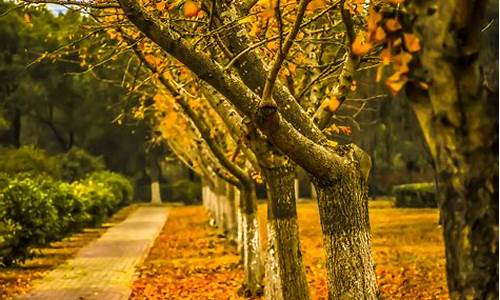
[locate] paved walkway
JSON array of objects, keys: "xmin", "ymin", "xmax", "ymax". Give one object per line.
[{"xmin": 17, "ymin": 206, "xmax": 168, "ymax": 300}]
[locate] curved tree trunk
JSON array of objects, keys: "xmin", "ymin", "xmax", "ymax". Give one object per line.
[
  {"xmin": 239, "ymin": 182, "xmax": 263, "ymax": 296},
  {"xmin": 263, "ymin": 164, "xmax": 310, "ymax": 300},
  {"xmin": 312, "ymin": 144, "xmax": 377, "ymax": 299}
]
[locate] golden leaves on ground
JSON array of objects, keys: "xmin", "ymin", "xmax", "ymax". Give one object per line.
[
  {"xmin": 132, "ymin": 203, "xmax": 448, "ymax": 299},
  {"xmin": 130, "ymin": 207, "xmax": 245, "ymax": 300}
]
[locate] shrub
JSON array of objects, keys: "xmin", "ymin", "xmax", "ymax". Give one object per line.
[
  {"xmin": 86, "ymin": 171, "xmax": 134, "ymax": 206},
  {"xmin": 0, "ymin": 146, "xmax": 59, "ymax": 178},
  {"xmin": 46, "ymin": 182, "xmax": 90, "ymax": 238},
  {"xmin": 170, "ymin": 180, "xmax": 201, "ymax": 205},
  {"xmin": 71, "ymin": 179, "xmax": 118, "ymax": 226},
  {"xmin": 57, "ymin": 147, "xmax": 105, "ymax": 182},
  {"xmin": 393, "ymin": 182, "xmax": 437, "ymax": 208},
  {"xmin": 0, "ymin": 177, "xmax": 58, "ymax": 266}
]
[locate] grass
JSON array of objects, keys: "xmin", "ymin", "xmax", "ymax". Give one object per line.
[
  {"xmin": 131, "ymin": 199, "xmax": 448, "ymax": 299},
  {"xmin": 0, "ymin": 204, "xmax": 138, "ymax": 300}
]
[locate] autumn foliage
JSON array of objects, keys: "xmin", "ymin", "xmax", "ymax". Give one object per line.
[{"xmin": 130, "ymin": 202, "xmax": 448, "ymax": 299}]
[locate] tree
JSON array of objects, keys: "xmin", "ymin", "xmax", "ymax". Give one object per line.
[
  {"xmin": 346, "ymin": 0, "xmax": 498, "ymax": 297},
  {"xmin": 404, "ymin": 1, "xmax": 499, "ymax": 298}
]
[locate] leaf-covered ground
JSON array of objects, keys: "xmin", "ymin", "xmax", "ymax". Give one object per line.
[
  {"xmin": 0, "ymin": 205, "xmax": 137, "ymax": 300},
  {"xmin": 130, "ymin": 200, "xmax": 448, "ymax": 299}
]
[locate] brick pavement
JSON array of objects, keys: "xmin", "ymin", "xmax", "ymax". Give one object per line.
[{"xmin": 16, "ymin": 206, "xmax": 168, "ymax": 300}]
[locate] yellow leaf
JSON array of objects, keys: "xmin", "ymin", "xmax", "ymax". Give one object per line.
[
  {"xmin": 307, "ymin": 0, "xmax": 326, "ymax": 11},
  {"xmin": 238, "ymin": 16, "xmax": 253, "ymax": 24},
  {"xmin": 288, "ymin": 63, "xmax": 297, "ymax": 75},
  {"xmin": 156, "ymin": 1, "xmax": 166, "ymax": 10},
  {"xmin": 380, "ymin": 47, "xmax": 392, "ymax": 65},
  {"xmin": 386, "ymin": 72, "xmax": 407, "ymax": 95},
  {"xmin": 403, "ymin": 33, "xmax": 421, "ymax": 53},
  {"xmin": 374, "ymin": 26, "xmax": 386, "ymax": 43},
  {"xmin": 385, "ymin": 0, "xmax": 402, "ymax": 4},
  {"xmin": 352, "ymin": 32, "xmax": 372, "ymax": 56},
  {"xmin": 327, "ymin": 96, "xmax": 341, "ymax": 112},
  {"xmin": 183, "ymin": 0, "xmax": 199, "ymax": 18},
  {"xmin": 344, "ymin": 0, "xmax": 365, "ymax": 15},
  {"xmin": 249, "ymin": 22, "xmax": 260, "ymax": 37},
  {"xmin": 393, "ymin": 51, "xmax": 412, "ymax": 74},
  {"xmin": 23, "ymin": 14, "xmax": 31, "ymax": 24},
  {"xmin": 367, "ymin": 6, "xmax": 382, "ymax": 33},
  {"xmin": 261, "ymin": 7, "xmax": 274, "ymax": 19},
  {"xmin": 266, "ymin": 41, "xmax": 279, "ymax": 52},
  {"xmin": 385, "ymin": 19, "xmax": 402, "ymax": 32}
]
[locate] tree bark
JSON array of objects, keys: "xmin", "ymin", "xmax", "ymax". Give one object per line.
[
  {"xmin": 215, "ymin": 178, "xmax": 226, "ymax": 228},
  {"xmin": 224, "ymin": 181, "xmax": 238, "ymax": 242},
  {"xmin": 239, "ymin": 182, "xmax": 264, "ymax": 297},
  {"xmin": 263, "ymin": 164, "xmax": 310, "ymax": 300},
  {"xmin": 405, "ymin": 1, "xmax": 499, "ymax": 298},
  {"xmin": 312, "ymin": 144, "xmax": 377, "ymax": 299}
]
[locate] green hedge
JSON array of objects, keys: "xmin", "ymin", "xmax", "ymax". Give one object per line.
[
  {"xmin": 86, "ymin": 171, "xmax": 134, "ymax": 206},
  {"xmin": 0, "ymin": 171, "xmax": 133, "ymax": 266},
  {"xmin": 393, "ymin": 182, "xmax": 437, "ymax": 208},
  {"xmin": 0, "ymin": 177, "xmax": 58, "ymax": 266}
]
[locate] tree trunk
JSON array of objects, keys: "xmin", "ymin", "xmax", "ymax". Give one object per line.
[
  {"xmin": 235, "ymin": 187, "xmax": 244, "ymax": 259},
  {"xmin": 294, "ymin": 177, "xmax": 300, "ymax": 201},
  {"xmin": 310, "ymin": 183, "xmax": 317, "ymax": 201},
  {"xmin": 11, "ymin": 107, "xmax": 21, "ymax": 148},
  {"xmin": 263, "ymin": 164, "xmax": 310, "ymax": 300},
  {"xmin": 224, "ymin": 182, "xmax": 238, "ymax": 242},
  {"xmin": 239, "ymin": 182, "xmax": 263, "ymax": 297},
  {"xmin": 149, "ymin": 151, "xmax": 162, "ymax": 205},
  {"xmin": 312, "ymin": 145, "xmax": 378, "ymax": 299},
  {"xmin": 202, "ymin": 179, "xmax": 209, "ymax": 208},
  {"xmin": 405, "ymin": 1, "xmax": 499, "ymax": 298},
  {"xmin": 215, "ymin": 178, "xmax": 226, "ymax": 229},
  {"xmin": 207, "ymin": 183, "xmax": 217, "ymax": 227}
]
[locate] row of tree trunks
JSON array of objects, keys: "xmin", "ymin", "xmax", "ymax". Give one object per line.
[{"xmin": 201, "ymin": 177, "xmax": 263, "ymax": 296}]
